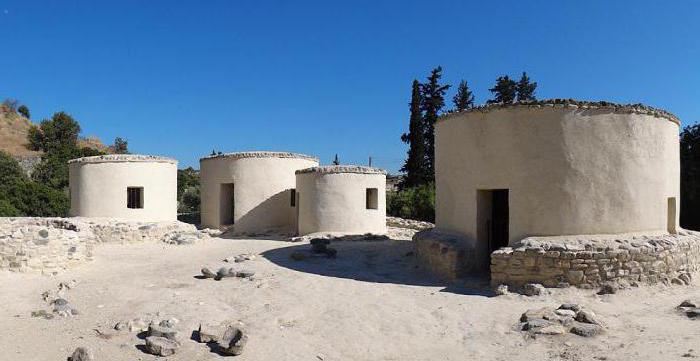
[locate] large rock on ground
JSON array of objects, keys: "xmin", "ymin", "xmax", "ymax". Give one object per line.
[
  {"xmin": 217, "ymin": 326, "xmax": 248, "ymax": 356},
  {"xmin": 148, "ymin": 324, "xmax": 178, "ymax": 340},
  {"xmin": 69, "ymin": 347, "xmax": 93, "ymax": 361},
  {"xmin": 570, "ymin": 322, "xmax": 603, "ymax": 337},
  {"xmin": 145, "ymin": 336, "xmax": 179, "ymax": 356}
]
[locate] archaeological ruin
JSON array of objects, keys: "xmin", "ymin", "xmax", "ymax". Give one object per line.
[
  {"xmin": 199, "ymin": 151, "xmax": 319, "ymax": 233},
  {"xmin": 415, "ymin": 100, "xmax": 699, "ymax": 288},
  {"xmin": 68, "ymin": 154, "xmax": 178, "ymax": 221},
  {"xmin": 295, "ymin": 165, "xmax": 387, "ymax": 236}
]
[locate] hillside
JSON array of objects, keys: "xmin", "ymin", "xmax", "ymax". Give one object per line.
[{"xmin": 0, "ymin": 107, "xmax": 111, "ymax": 158}]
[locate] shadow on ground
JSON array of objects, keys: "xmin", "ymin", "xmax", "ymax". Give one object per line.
[{"xmin": 261, "ymin": 239, "xmax": 493, "ymax": 296}]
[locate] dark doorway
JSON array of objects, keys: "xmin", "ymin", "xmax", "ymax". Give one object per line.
[
  {"xmin": 489, "ymin": 190, "xmax": 509, "ymax": 252},
  {"xmin": 477, "ymin": 189, "xmax": 509, "ymax": 271},
  {"xmin": 220, "ymin": 183, "xmax": 235, "ymax": 225}
]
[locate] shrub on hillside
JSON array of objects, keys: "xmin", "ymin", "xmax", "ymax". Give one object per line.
[{"xmin": 387, "ymin": 182, "xmax": 435, "ymax": 222}]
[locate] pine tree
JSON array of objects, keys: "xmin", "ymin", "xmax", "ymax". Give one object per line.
[
  {"xmin": 17, "ymin": 105, "xmax": 30, "ymax": 119},
  {"xmin": 421, "ymin": 66, "xmax": 450, "ymax": 180},
  {"xmin": 400, "ymin": 80, "xmax": 428, "ymax": 188},
  {"xmin": 452, "ymin": 80, "xmax": 474, "ymax": 111},
  {"xmin": 113, "ymin": 137, "xmax": 128, "ymax": 154},
  {"xmin": 487, "ymin": 75, "xmax": 517, "ymax": 104},
  {"xmin": 332, "ymin": 154, "xmax": 340, "ymax": 165},
  {"xmin": 516, "ymin": 72, "xmax": 537, "ymax": 102}
]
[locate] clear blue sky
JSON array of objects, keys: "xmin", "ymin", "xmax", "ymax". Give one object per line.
[{"xmin": 1, "ymin": 1, "xmax": 698, "ymax": 172}]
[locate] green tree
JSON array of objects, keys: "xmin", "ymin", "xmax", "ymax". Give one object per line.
[
  {"xmin": 487, "ymin": 75, "xmax": 517, "ymax": 104},
  {"xmin": 452, "ymin": 80, "xmax": 474, "ymax": 111},
  {"xmin": 113, "ymin": 137, "xmax": 128, "ymax": 154},
  {"xmin": 17, "ymin": 105, "xmax": 30, "ymax": 119},
  {"xmin": 421, "ymin": 66, "xmax": 450, "ymax": 180},
  {"xmin": 332, "ymin": 154, "xmax": 340, "ymax": 165},
  {"xmin": 400, "ymin": 79, "xmax": 428, "ymax": 188},
  {"xmin": 681, "ymin": 124, "xmax": 700, "ymax": 230},
  {"xmin": 387, "ymin": 182, "xmax": 435, "ymax": 222},
  {"xmin": 177, "ymin": 167, "xmax": 199, "ymax": 199},
  {"xmin": 516, "ymin": 72, "xmax": 537, "ymax": 102},
  {"xmin": 28, "ymin": 111, "xmax": 81, "ymax": 153}
]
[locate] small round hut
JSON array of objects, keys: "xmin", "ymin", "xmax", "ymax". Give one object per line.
[
  {"xmin": 199, "ymin": 151, "xmax": 319, "ymax": 233},
  {"xmin": 68, "ymin": 154, "xmax": 178, "ymax": 221},
  {"xmin": 295, "ymin": 165, "xmax": 387, "ymax": 236}
]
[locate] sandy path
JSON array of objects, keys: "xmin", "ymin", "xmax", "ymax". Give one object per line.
[{"xmin": 0, "ymin": 237, "xmax": 699, "ymax": 360}]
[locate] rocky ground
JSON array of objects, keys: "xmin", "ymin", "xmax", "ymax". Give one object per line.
[{"xmin": 1, "ymin": 232, "xmax": 699, "ymax": 360}]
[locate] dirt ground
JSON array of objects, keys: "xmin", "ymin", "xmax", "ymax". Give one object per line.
[{"xmin": 0, "ymin": 236, "xmax": 699, "ymax": 361}]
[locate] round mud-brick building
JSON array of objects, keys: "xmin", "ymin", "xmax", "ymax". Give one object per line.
[
  {"xmin": 199, "ymin": 151, "xmax": 319, "ymax": 233},
  {"xmin": 295, "ymin": 165, "xmax": 387, "ymax": 236},
  {"xmin": 415, "ymin": 100, "xmax": 684, "ymax": 283},
  {"xmin": 68, "ymin": 154, "xmax": 178, "ymax": 221}
]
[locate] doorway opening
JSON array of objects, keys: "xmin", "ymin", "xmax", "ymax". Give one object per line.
[
  {"xmin": 220, "ymin": 183, "xmax": 235, "ymax": 226},
  {"xmin": 477, "ymin": 189, "xmax": 509, "ymax": 270},
  {"xmin": 667, "ymin": 197, "xmax": 677, "ymax": 234}
]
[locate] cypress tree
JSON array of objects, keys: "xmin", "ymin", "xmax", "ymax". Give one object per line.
[
  {"xmin": 452, "ymin": 80, "xmax": 474, "ymax": 111},
  {"xmin": 516, "ymin": 72, "xmax": 537, "ymax": 102},
  {"xmin": 487, "ymin": 75, "xmax": 517, "ymax": 104},
  {"xmin": 400, "ymin": 80, "xmax": 428, "ymax": 188},
  {"xmin": 421, "ymin": 66, "xmax": 450, "ymax": 180}
]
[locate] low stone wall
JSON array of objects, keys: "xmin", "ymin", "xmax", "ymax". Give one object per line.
[
  {"xmin": 491, "ymin": 230, "xmax": 700, "ymax": 288},
  {"xmin": 0, "ymin": 218, "xmax": 95, "ymax": 275},
  {"xmin": 0, "ymin": 217, "xmax": 211, "ymax": 274}
]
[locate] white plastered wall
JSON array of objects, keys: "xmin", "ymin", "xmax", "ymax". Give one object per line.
[
  {"xmin": 69, "ymin": 156, "xmax": 177, "ymax": 221},
  {"xmin": 296, "ymin": 170, "xmax": 386, "ymax": 235},
  {"xmin": 435, "ymin": 106, "xmax": 680, "ymax": 251},
  {"xmin": 199, "ymin": 153, "xmax": 318, "ymax": 232}
]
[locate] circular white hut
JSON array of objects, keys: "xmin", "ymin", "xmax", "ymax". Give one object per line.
[
  {"xmin": 199, "ymin": 151, "xmax": 319, "ymax": 233},
  {"xmin": 68, "ymin": 154, "xmax": 178, "ymax": 221},
  {"xmin": 295, "ymin": 165, "xmax": 387, "ymax": 236},
  {"xmin": 431, "ymin": 100, "xmax": 681, "ymax": 270}
]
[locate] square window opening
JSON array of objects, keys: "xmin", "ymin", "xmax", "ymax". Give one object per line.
[
  {"xmin": 127, "ymin": 187, "xmax": 144, "ymax": 209},
  {"xmin": 366, "ymin": 188, "xmax": 378, "ymax": 209}
]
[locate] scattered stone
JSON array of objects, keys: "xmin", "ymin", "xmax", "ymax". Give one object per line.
[
  {"xmin": 685, "ymin": 309, "xmax": 700, "ymax": 319},
  {"xmin": 52, "ymin": 298, "xmax": 77, "ymax": 317},
  {"xmin": 494, "ymin": 284, "xmax": 509, "ymax": 296},
  {"xmin": 145, "ymin": 336, "xmax": 179, "ymax": 357},
  {"xmin": 520, "ymin": 308, "xmax": 557, "ymax": 322},
  {"xmin": 679, "ymin": 299, "xmax": 700, "ymax": 309},
  {"xmin": 201, "ymin": 267, "xmax": 216, "ymax": 278},
  {"xmin": 68, "ymin": 347, "xmax": 93, "ymax": 361},
  {"xmin": 554, "ymin": 309, "xmax": 577, "ymax": 318},
  {"xmin": 522, "ymin": 283, "xmax": 547, "ymax": 296},
  {"xmin": 159, "ymin": 318, "xmax": 179, "ymax": 328},
  {"xmin": 558, "ymin": 303, "xmax": 582, "ymax": 313},
  {"xmin": 198, "ymin": 323, "xmax": 224, "ymax": 343},
  {"xmin": 679, "ymin": 272, "xmax": 692, "ymax": 285},
  {"xmin": 217, "ymin": 267, "xmax": 234, "ymax": 279},
  {"xmin": 597, "ymin": 282, "xmax": 618, "ymax": 295},
  {"xmin": 148, "ymin": 323, "xmax": 178, "ymax": 340},
  {"xmin": 225, "ymin": 254, "xmax": 256, "ymax": 263},
  {"xmin": 521, "ymin": 318, "xmax": 552, "ymax": 331},
  {"xmin": 217, "ymin": 326, "xmax": 248, "ymax": 356},
  {"xmin": 235, "ymin": 270, "xmax": 255, "ymax": 278},
  {"xmin": 570, "ymin": 322, "xmax": 603, "ymax": 337},
  {"xmin": 535, "ymin": 323, "xmax": 567, "ymax": 335},
  {"xmin": 575, "ymin": 310, "xmax": 602, "ymax": 326}
]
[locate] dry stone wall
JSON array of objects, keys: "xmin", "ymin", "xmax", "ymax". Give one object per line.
[
  {"xmin": 0, "ymin": 217, "xmax": 211, "ymax": 274},
  {"xmin": 491, "ymin": 230, "xmax": 700, "ymax": 288}
]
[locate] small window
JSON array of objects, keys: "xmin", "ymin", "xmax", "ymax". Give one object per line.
[
  {"xmin": 290, "ymin": 189, "xmax": 296, "ymax": 207},
  {"xmin": 127, "ymin": 187, "xmax": 144, "ymax": 209},
  {"xmin": 366, "ymin": 188, "xmax": 378, "ymax": 209}
]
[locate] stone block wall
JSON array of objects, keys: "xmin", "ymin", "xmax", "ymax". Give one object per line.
[
  {"xmin": 491, "ymin": 231, "xmax": 700, "ymax": 288},
  {"xmin": 0, "ymin": 217, "xmax": 207, "ymax": 274},
  {"xmin": 0, "ymin": 218, "xmax": 95, "ymax": 274}
]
